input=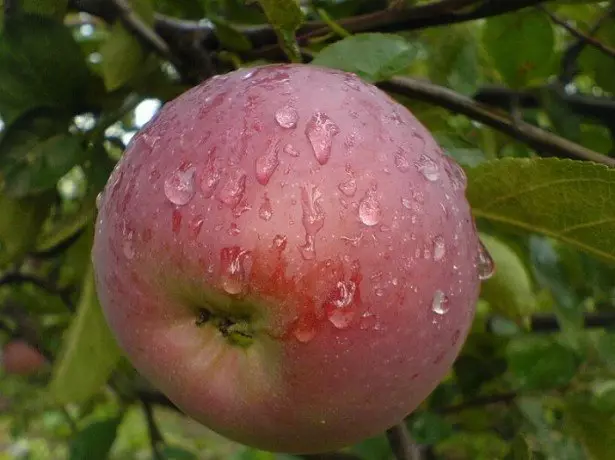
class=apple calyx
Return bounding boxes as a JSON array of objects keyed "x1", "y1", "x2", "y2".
[{"x1": 195, "y1": 308, "x2": 254, "y2": 347}]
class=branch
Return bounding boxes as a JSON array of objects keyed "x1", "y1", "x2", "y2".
[
  {"x1": 541, "y1": 6, "x2": 615, "y2": 61},
  {"x1": 435, "y1": 391, "x2": 518, "y2": 414},
  {"x1": 526, "y1": 311, "x2": 615, "y2": 332},
  {"x1": 378, "y1": 77, "x2": 615, "y2": 167},
  {"x1": 0, "y1": 273, "x2": 74, "y2": 310},
  {"x1": 386, "y1": 423, "x2": 422, "y2": 460},
  {"x1": 141, "y1": 399, "x2": 165, "y2": 460}
]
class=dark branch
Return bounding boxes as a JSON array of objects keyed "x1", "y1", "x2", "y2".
[
  {"x1": 0, "y1": 273, "x2": 74, "y2": 310},
  {"x1": 527, "y1": 311, "x2": 615, "y2": 333},
  {"x1": 386, "y1": 423, "x2": 422, "y2": 460},
  {"x1": 141, "y1": 399, "x2": 165, "y2": 460},
  {"x1": 541, "y1": 6, "x2": 615, "y2": 61},
  {"x1": 379, "y1": 77, "x2": 615, "y2": 167}
]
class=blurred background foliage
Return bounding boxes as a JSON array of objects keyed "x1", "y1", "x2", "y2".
[{"x1": 1, "y1": 0, "x2": 615, "y2": 459}]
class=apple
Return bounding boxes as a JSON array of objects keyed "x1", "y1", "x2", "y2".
[
  {"x1": 1, "y1": 340, "x2": 47, "y2": 376},
  {"x1": 93, "y1": 64, "x2": 483, "y2": 453}
]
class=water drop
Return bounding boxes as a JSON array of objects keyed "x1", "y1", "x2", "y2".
[
  {"x1": 123, "y1": 229, "x2": 135, "y2": 260},
  {"x1": 164, "y1": 164, "x2": 196, "y2": 206},
  {"x1": 415, "y1": 155, "x2": 440, "y2": 181},
  {"x1": 220, "y1": 247, "x2": 251, "y2": 295},
  {"x1": 272, "y1": 234, "x2": 287, "y2": 250},
  {"x1": 300, "y1": 184, "x2": 325, "y2": 235},
  {"x1": 283, "y1": 143, "x2": 300, "y2": 157},
  {"x1": 299, "y1": 235, "x2": 317, "y2": 260},
  {"x1": 374, "y1": 287, "x2": 384, "y2": 297},
  {"x1": 445, "y1": 156, "x2": 467, "y2": 191},
  {"x1": 200, "y1": 150, "x2": 222, "y2": 198},
  {"x1": 359, "y1": 192, "x2": 382, "y2": 226},
  {"x1": 476, "y1": 239, "x2": 495, "y2": 280},
  {"x1": 241, "y1": 69, "x2": 256, "y2": 80},
  {"x1": 96, "y1": 191, "x2": 103, "y2": 210},
  {"x1": 326, "y1": 281, "x2": 357, "y2": 329},
  {"x1": 432, "y1": 289, "x2": 449, "y2": 315},
  {"x1": 293, "y1": 324, "x2": 316, "y2": 343},
  {"x1": 394, "y1": 148, "x2": 411, "y2": 172},
  {"x1": 275, "y1": 106, "x2": 298, "y2": 129},
  {"x1": 190, "y1": 216, "x2": 204, "y2": 238},
  {"x1": 433, "y1": 235, "x2": 446, "y2": 261},
  {"x1": 401, "y1": 197, "x2": 413, "y2": 210},
  {"x1": 255, "y1": 144, "x2": 280, "y2": 185},
  {"x1": 338, "y1": 177, "x2": 357, "y2": 197},
  {"x1": 217, "y1": 168, "x2": 247, "y2": 208},
  {"x1": 259, "y1": 195, "x2": 273, "y2": 221},
  {"x1": 328, "y1": 309, "x2": 355, "y2": 329},
  {"x1": 305, "y1": 112, "x2": 340, "y2": 165}
]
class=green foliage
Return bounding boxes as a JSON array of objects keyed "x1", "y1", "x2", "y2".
[
  {"x1": 313, "y1": 33, "x2": 416, "y2": 82},
  {"x1": 1, "y1": 1, "x2": 614, "y2": 459}
]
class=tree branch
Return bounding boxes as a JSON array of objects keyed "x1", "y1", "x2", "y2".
[
  {"x1": 386, "y1": 423, "x2": 422, "y2": 460},
  {"x1": 0, "y1": 273, "x2": 74, "y2": 310},
  {"x1": 142, "y1": 398, "x2": 165, "y2": 460},
  {"x1": 379, "y1": 77, "x2": 615, "y2": 167},
  {"x1": 541, "y1": 6, "x2": 615, "y2": 61}
]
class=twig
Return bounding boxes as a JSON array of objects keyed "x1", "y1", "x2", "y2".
[
  {"x1": 379, "y1": 77, "x2": 615, "y2": 167},
  {"x1": 0, "y1": 273, "x2": 74, "y2": 310},
  {"x1": 527, "y1": 311, "x2": 615, "y2": 332},
  {"x1": 141, "y1": 399, "x2": 165, "y2": 460},
  {"x1": 386, "y1": 423, "x2": 422, "y2": 460},
  {"x1": 110, "y1": 0, "x2": 175, "y2": 64},
  {"x1": 435, "y1": 391, "x2": 518, "y2": 414},
  {"x1": 541, "y1": 6, "x2": 615, "y2": 60}
]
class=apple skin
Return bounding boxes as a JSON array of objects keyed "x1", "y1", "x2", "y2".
[
  {"x1": 93, "y1": 64, "x2": 481, "y2": 453},
  {"x1": 1, "y1": 340, "x2": 47, "y2": 376}
]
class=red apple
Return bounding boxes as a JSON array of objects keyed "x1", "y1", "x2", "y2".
[
  {"x1": 1, "y1": 340, "x2": 47, "y2": 376},
  {"x1": 93, "y1": 64, "x2": 482, "y2": 453}
]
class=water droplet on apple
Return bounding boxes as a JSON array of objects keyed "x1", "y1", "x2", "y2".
[
  {"x1": 328, "y1": 309, "x2": 355, "y2": 329},
  {"x1": 394, "y1": 148, "x2": 411, "y2": 172},
  {"x1": 96, "y1": 191, "x2": 103, "y2": 210},
  {"x1": 190, "y1": 216, "x2": 204, "y2": 238},
  {"x1": 445, "y1": 156, "x2": 467, "y2": 191},
  {"x1": 200, "y1": 150, "x2": 222, "y2": 198},
  {"x1": 259, "y1": 195, "x2": 273, "y2": 221},
  {"x1": 293, "y1": 325, "x2": 316, "y2": 343},
  {"x1": 123, "y1": 229, "x2": 135, "y2": 259},
  {"x1": 217, "y1": 168, "x2": 247, "y2": 208},
  {"x1": 220, "y1": 247, "x2": 251, "y2": 295},
  {"x1": 326, "y1": 280, "x2": 357, "y2": 329},
  {"x1": 476, "y1": 238, "x2": 495, "y2": 280},
  {"x1": 432, "y1": 289, "x2": 449, "y2": 315},
  {"x1": 415, "y1": 154, "x2": 440, "y2": 181},
  {"x1": 255, "y1": 143, "x2": 280, "y2": 185},
  {"x1": 338, "y1": 177, "x2": 357, "y2": 197},
  {"x1": 299, "y1": 235, "x2": 317, "y2": 260},
  {"x1": 164, "y1": 164, "x2": 196, "y2": 206},
  {"x1": 241, "y1": 69, "x2": 256, "y2": 80},
  {"x1": 275, "y1": 106, "x2": 298, "y2": 129},
  {"x1": 272, "y1": 234, "x2": 287, "y2": 251},
  {"x1": 359, "y1": 192, "x2": 382, "y2": 226},
  {"x1": 401, "y1": 197, "x2": 413, "y2": 210},
  {"x1": 433, "y1": 235, "x2": 445, "y2": 261},
  {"x1": 283, "y1": 143, "x2": 300, "y2": 157},
  {"x1": 228, "y1": 222, "x2": 240, "y2": 236},
  {"x1": 374, "y1": 287, "x2": 384, "y2": 297},
  {"x1": 305, "y1": 112, "x2": 340, "y2": 165}
]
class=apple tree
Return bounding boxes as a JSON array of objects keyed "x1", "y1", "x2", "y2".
[{"x1": 1, "y1": 0, "x2": 615, "y2": 459}]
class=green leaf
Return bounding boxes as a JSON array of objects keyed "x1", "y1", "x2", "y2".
[
  {"x1": 506, "y1": 336, "x2": 580, "y2": 390},
  {"x1": 210, "y1": 17, "x2": 252, "y2": 52},
  {"x1": 312, "y1": 33, "x2": 416, "y2": 82},
  {"x1": 0, "y1": 111, "x2": 86, "y2": 197},
  {"x1": 423, "y1": 24, "x2": 480, "y2": 95},
  {"x1": 434, "y1": 432, "x2": 509, "y2": 460},
  {"x1": 478, "y1": 233, "x2": 536, "y2": 318},
  {"x1": 161, "y1": 445, "x2": 198, "y2": 460},
  {"x1": 579, "y1": 17, "x2": 615, "y2": 93},
  {"x1": 409, "y1": 412, "x2": 453, "y2": 445},
  {"x1": 541, "y1": 86, "x2": 582, "y2": 143},
  {"x1": 0, "y1": 192, "x2": 52, "y2": 268},
  {"x1": 482, "y1": 10, "x2": 555, "y2": 87},
  {"x1": 23, "y1": 0, "x2": 68, "y2": 19},
  {"x1": 0, "y1": 14, "x2": 91, "y2": 124},
  {"x1": 100, "y1": 0, "x2": 155, "y2": 91},
  {"x1": 565, "y1": 394, "x2": 615, "y2": 460},
  {"x1": 255, "y1": 0, "x2": 303, "y2": 62},
  {"x1": 596, "y1": 332, "x2": 615, "y2": 372},
  {"x1": 467, "y1": 158, "x2": 615, "y2": 263},
  {"x1": 69, "y1": 417, "x2": 121, "y2": 460},
  {"x1": 48, "y1": 264, "x2": 122, "y2": 405}
]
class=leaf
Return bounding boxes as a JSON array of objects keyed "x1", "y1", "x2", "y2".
[
  {"x1": 434, "y1": 432, "x2": 509, "y2": 460},
  {"x1": 0, "y1": 111, "x2": 87, "y2": 197},
  {"x1": 478, "y1": 233, "x2": 536, "y2": 318},
  {"x1": 312, "y1": 33, "x2": 417, "y2": 82},
  {"x1": 23, "y1": 0, "x2": 68, "y2": 19},
  {"x1": 579, "y1": 17, "x2": 615, "y2": 93},
  {"x1": 565, "y1": 394, "x2": 615, "y2": 460},
  {"x1": 467, "y1": 158, "x2": 615, "y2": 263},
  {"x1": 161, "y1": 445, "x2": 198, "y2": 460},
  {"x1": 255, "y1": 0, "x2": 303, "y2": 61},
  {"x1": 596, "y1": 332, "x2": 615, "y2": 372},
  {"x1": 0, "y1": 14, "x2": 91, "y2": 124},
  {"x1": 100, "y1": 0, "x2": 155, "y2": 91},
  {"x1": 69, "y1": 417, "x2": 121, "y2": 460},
  {"x1": 210, "y1": 17, "x2": 252, "y2": 52},
  {"x1": 541, "y1": 85, "x2": 582, "y2": 143},
  {"x1": 506, "y1": 335, "x2": 580, "y2": 390},
  {"x1": 423, "y1": 24, "x2": 480, "y2": 95},
  {"x1": 0, "y1": 192, "x2": 52, "y2": 268},
  {"x1": 482, "y1": 10, "x2": 555, "y2": 87},
  {"x1": 48, "y1": 264, "x2": 122, "y2": 405},
  {"x1": 409, "y1": 412, "x2": 453, "y2": 445}
]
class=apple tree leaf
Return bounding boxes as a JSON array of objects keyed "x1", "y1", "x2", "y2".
[
  {"x1": 478, "y1": 233, "x2": 536, "y2": 319},
  {"x1": 69, "y1": 417, "x2": 122, "y2": 460},
  {"x1": 23, "y1": 0, "x2": 68, "y2": 19},
  {"x1": 312, "y1": 33, "x2": 417, "y2": 82},
  {"x1": 482, "y1": 10, "x2": 555, "y2": 87},
  {"x1": 48, "y1": 264, "x2": 122, "y2": 405},
  {"x1": 579, "y1": 17, "x2": 615, "y2": 93},
  {"x1": 565, "y1": 394, "x2": 615, "y2": 460},
  {"x1": 0, "y1": 15, "x2": 91, "y2": 125},
  {"x1": 0, "y1": 111, "x2": 87, "y2": 197},
  {"x1": 467, "y1": 158, "x2": 615, "y2": 263},
  {"x1": 255, "y1": 0, "x2": 303, "y2": 62},
  {"x1": 506, "y1": 336, "x2": 580, "y2": 390}
]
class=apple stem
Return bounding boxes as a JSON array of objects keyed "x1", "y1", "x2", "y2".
[{"x1": 386, "y1": 423, "x2": 423, "y2": 460}]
